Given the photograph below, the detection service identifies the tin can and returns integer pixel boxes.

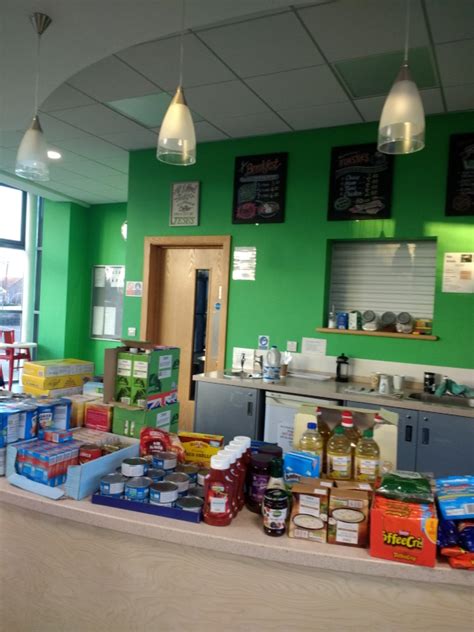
[79,443,102,464]
[164,472,190,496]
[100,473,126,497]
[101,443,121,455]
[176,496,204,513]
[149,481,179,505]
[188,485,205,499]
[197,468,209,486]
[146,467,166,482]
[6,402,37,440]
[124,476,152,502]
[0,447,6,476]
[121,457,148,477]
[36,401,55,430]
[152,451,177,471]
[176,463,199,484]
[0,406,20,445]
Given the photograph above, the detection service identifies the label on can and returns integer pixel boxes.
[149,482,179,504]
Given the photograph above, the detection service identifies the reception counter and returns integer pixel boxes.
[1,479,472,631]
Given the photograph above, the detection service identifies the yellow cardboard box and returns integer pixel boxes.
[23,358,94,378]
[21,372,92,390]
[22,384,83,398]
[178,432,224,466]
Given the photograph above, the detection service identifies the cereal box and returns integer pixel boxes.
[178,432,223,466]
[327,488,370,547]
[288,482,329,543]
[370,495,438,567]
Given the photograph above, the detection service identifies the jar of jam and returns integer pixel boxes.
[245,453,273,513]
[258,444,283,459]
[262,489,289,537]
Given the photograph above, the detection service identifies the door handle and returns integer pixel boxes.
[422,428,430,445]
[247,401,253,416]
[404,425,413,442]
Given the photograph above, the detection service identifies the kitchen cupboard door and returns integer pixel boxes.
[416,413,474,478]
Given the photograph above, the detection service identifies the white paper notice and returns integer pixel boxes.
[301,337,327,356]
[232,247,257,281]
[94,267,105,288]
[92,306,104,336]
[277,422,294,454]
[104,306,116,336]
[442,252,474,293]
[109,267,125,288]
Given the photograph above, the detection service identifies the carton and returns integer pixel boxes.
[335,480,374,493]
[68,394,101,428]
[178,432,224,466]
[112,402,180,438]
[84,401,114,432]
[23,359,94,378]
[22,385,84,398]
[370,495,438,567]
[288,482,329,543]
[21,372,92,390]
[327,488,370,547]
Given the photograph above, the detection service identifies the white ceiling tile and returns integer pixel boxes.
[117,34,235,90]
[40,85,95,112]
[53,135,129,167]
[185,80,269,118]
[355,88,445,122]
[213,111,291,137]
[194,121,228,142]
[425,0,474,43]
[436,40,474,86]
[278,101,361,130]
[246,65,348,110]
[199,12,323,78]
[100,129,157,150]
[69,56,158,101]
[51,104,149,136]
[0,148,17,169]
[39,113,93,142]
[98,174,129,189]
[444,83,474,112]
[0,130,24,148]
[299,0,429,61]
[57,155,126,180]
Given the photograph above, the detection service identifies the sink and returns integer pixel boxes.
[223,370,262,380]
[407,392,473,409]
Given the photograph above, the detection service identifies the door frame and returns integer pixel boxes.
[140,235,231,373]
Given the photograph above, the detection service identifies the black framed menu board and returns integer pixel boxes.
[232,152,288,224]
[327,143,394,221]
[445,133,474,216]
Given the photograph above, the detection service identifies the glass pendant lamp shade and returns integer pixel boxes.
[15,115,50,181]
[157,87,196,166]
[377,63,425,155]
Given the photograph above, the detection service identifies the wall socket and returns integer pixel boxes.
[127,327,137,337]
[287,340,297,352]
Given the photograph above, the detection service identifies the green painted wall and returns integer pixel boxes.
[124,112,474,370]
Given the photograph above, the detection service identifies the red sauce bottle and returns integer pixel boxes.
[232,436,251,467]
[218,449,239,517]
[224,445,246,511]
[203,455,234,526]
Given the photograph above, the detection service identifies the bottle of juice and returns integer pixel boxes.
[299,422,324,465]
[203,455,234,526]
[326,426,352,480]
[338,410,361,450]
[355,429,380,482]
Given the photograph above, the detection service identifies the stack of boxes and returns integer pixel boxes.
[21,359,94,398]
[112,345,180,439]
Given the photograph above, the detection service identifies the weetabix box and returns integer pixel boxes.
[112,402,180,438]
[21,372,93,390]
[23,359,94,378]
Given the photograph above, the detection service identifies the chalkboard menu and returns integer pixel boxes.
[232,152,288,224]
[445,133,474,216]
[327,143,394,221]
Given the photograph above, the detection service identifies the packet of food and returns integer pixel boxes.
[139,427,172,456]
[377,470,434,503]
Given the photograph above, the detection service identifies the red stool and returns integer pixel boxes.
[0,330,32,390]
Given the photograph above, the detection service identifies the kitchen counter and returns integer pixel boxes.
[194,372,474,418]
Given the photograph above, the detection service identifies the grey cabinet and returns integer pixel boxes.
[345,400,474,477]
[194,381,264,443]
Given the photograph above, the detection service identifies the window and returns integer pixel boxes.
[328,240,437,320]
[0,184,26,248]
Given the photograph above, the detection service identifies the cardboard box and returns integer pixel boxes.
[327,488,370,547]
[112,402,180,438]
[68,394,101,428]
[288,482,329,543]
[22,385,84,398]
[23,359,94,378]
[84,401,114,432]
[21,372,92,390]
[335,480,374,493]
[178,432,224,466]
[370,495,438,567]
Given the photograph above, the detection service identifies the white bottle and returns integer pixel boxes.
[372,412,397,470]
[263,345,281,383]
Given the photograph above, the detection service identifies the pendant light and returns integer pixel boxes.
[157,0,196,166]
[15,13,52,181]
[377,0,425,155]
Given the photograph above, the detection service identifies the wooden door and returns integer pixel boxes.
[141,237,230,431]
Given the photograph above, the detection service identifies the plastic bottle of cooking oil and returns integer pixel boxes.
[355,429,380,482]
[315,407,331,448]
[337,410,361,450]
[326,426,352,480]
[299,422,324,463]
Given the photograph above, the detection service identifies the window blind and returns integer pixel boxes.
[329,240,437,319]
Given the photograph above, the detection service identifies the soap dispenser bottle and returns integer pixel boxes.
[336,353,350,383]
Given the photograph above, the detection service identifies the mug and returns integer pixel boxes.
[393,375,404,392]
[379,374,391,395]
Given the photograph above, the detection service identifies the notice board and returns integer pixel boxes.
[327,143,394,221]
[232,152,288,224]
[445,133,474,216]
[90,265,125,340]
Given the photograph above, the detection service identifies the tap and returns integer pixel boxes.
[240,353,246,373]
[254,355,263,372]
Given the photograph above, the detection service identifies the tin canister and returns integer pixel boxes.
[0,447,6,476]
[149,481,179,505]
[121,457,148,477]
[176,463,199,484]
[36,400,55,430]
[176,496,204,513]
[0,406,20,444]
[152,451,177,471]
[188,485,205,499]
[146,467,166,482]
[164,472,190,496]
[197,468,209,486]
[124,476,152,502]
[79,443,102,464]
[6,402,37,440]
[100,473,126,497]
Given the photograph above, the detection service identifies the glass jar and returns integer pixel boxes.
[262,489,289,537]
[245,453,273,513]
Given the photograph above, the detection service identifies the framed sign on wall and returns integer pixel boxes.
[170,181,200,226]
[445,133,474,217]
[90,265,125,340]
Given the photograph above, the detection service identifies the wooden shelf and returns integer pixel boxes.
[315,328,438,341]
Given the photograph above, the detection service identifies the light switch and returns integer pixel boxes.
[287,340,297,352]
[127,327,136,337]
